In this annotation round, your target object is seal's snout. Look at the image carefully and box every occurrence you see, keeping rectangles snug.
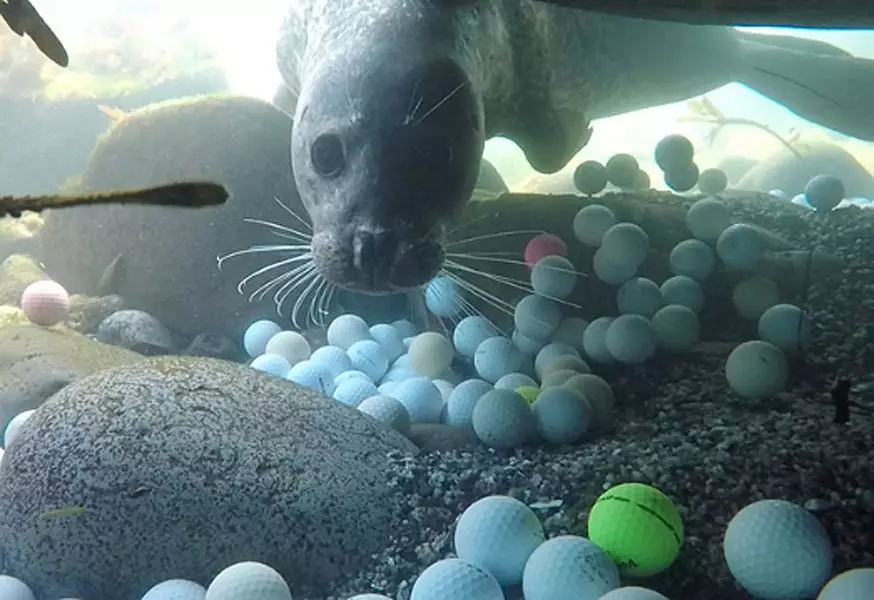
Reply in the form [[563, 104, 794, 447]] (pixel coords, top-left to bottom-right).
[[312, 225, 444, 294]]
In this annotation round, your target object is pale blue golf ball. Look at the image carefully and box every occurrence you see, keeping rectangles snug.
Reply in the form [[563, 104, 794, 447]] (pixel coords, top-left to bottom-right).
[[425, 275, 462, 318], [347, 340, 390, 382], [599, 587, 670, 600], [391, 319, 417, 338], [804, 174, 844, 212], [357, 395, 411, 434], [141, 579, 206, 600], [723, 499, 832, 600], [3, 410, 35, 448], [532, 386, 592, 444], [494, 372, 538, 390], [445, 378, 493, 428], [410, 558, 503, 600], [327, 313, 371, 349], [369, 323, 405, 361], [286, 360, 335, 395], [471, 388, 535, 448], [474, 336, 524, 383], [391, 376, 443, 423], [818, 568, 874, 600], [243, 319, 282, 357], [660, 275, 704, 313], [716, 223, 766, 271], [249, 353, 291, 378], [522, 535, 620, 600], [332, 378, 378, 408], [512, 328, 547, 356], [514, 294, 562, 340], [531, 255, 577, 300], [454, 495, 546, 587], [534, 342, 581, 380], [310, 345, 354, 377], [453, 315, 499, 359], [334, 370, 372, 385]]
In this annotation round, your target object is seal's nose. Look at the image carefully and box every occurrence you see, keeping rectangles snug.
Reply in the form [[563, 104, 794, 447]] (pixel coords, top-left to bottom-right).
[[350, 227, 443, 292], [352, 228, 396, 288]]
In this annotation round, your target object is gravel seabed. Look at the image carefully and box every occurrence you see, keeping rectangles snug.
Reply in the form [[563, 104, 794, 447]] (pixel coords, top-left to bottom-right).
[[314, 198, 874, 600]]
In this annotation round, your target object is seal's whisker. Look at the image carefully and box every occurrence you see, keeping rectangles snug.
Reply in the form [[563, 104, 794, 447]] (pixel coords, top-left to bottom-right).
[[286, 269, 324, 329], [248, 261, 315, 304], [311, 279, 336, 328], [444, 258, 582, 310], [448, 252, 588, 278], [242, 218, 312, 243], [217, 245, 311, 269], [447, 229, 546, 247], [273, 195, 313, 233], [269, 263, 320, 320], [235, 254, 313, 296], [403, 77, 424, 124], [413, 80, 466, 126], [446, 213, 493, 237], [440, 268, 515, 317]]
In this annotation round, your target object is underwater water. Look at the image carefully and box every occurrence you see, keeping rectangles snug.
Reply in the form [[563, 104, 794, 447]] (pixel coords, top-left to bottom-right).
[[0, 0, 873, 599]]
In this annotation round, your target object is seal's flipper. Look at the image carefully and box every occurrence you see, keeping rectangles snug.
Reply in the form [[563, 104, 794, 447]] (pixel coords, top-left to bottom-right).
[[737, 38, 874, 142]]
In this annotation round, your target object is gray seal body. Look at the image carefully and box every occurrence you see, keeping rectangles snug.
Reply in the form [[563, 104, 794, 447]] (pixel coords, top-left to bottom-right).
[[278, 0, 874, 293]]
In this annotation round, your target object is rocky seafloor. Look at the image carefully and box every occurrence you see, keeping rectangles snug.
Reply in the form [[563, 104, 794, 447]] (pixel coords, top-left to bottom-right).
[[1, 187, 873, 600], [317, 196, 874, 600]]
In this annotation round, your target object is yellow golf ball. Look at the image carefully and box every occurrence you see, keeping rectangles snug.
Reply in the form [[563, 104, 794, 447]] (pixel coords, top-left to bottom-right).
[[515, 386, 540, 406]]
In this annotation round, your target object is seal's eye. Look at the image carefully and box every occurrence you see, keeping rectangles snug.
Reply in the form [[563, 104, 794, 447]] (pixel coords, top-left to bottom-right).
[[310, 134, 345, 178]]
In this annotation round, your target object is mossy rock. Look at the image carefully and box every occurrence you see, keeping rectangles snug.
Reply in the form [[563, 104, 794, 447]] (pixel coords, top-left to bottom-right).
[[39, 94, 301, 339], [738, 141, 874, 198]]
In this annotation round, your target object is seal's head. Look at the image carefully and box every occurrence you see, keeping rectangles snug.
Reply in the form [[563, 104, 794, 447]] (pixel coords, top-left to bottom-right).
[[291, 14, 484, 294]]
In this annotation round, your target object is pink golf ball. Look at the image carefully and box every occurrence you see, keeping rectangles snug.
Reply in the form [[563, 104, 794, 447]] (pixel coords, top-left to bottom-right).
[[20, 280, 70, 327], [524, 234, 567, 269]]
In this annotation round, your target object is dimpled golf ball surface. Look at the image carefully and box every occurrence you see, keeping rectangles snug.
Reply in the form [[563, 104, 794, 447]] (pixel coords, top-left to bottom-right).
[[454, 315, 499, 358], [817, 568, 874, 600], [599, 587, 670, 600], [531, 255, 577, 299], [348, 595, 392, 600], [243, 319, 282, 357], [4, 409, 34, 447], [475, 336, 524, 383], [523, 535, 620, 600], [454, 495, 546, 586], [804, 174, 844, 212], [724, 499, 832, 600], [532, 386, 592, 444], [0, 575, 35, 600], [425, 275, 462, 317], [472, 388, 534, 448], [333, 378, 378, 407], [310, 345, 354, 377], [250, 353, 291, 378], [411, 558, 503, 600], [286, 360, 335, 395], [573, 160, 608, 195], [446, 378, 493, 427], [514, 294, 562, 340], [141, 579, 206, 600], [347, 339, 389, 381], [205, 562, 291, 600], [327, 313, 372, 349], [357, 395, 411, 433], [392, 377, 443, 423]]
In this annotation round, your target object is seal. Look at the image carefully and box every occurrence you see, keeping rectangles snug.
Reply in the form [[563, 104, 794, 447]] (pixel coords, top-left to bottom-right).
[[277, 0, 874, 294]]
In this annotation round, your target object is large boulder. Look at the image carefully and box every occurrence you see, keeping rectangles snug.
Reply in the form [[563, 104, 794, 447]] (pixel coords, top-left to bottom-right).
[[0, 324, 143, 433], [737, 140, 874, 198], [38, 94, 302, 340], [0, 356, 416, 599]]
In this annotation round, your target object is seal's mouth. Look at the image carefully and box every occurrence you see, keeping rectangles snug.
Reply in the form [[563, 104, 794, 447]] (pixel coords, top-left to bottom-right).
[[311, 225, 445, 294]]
